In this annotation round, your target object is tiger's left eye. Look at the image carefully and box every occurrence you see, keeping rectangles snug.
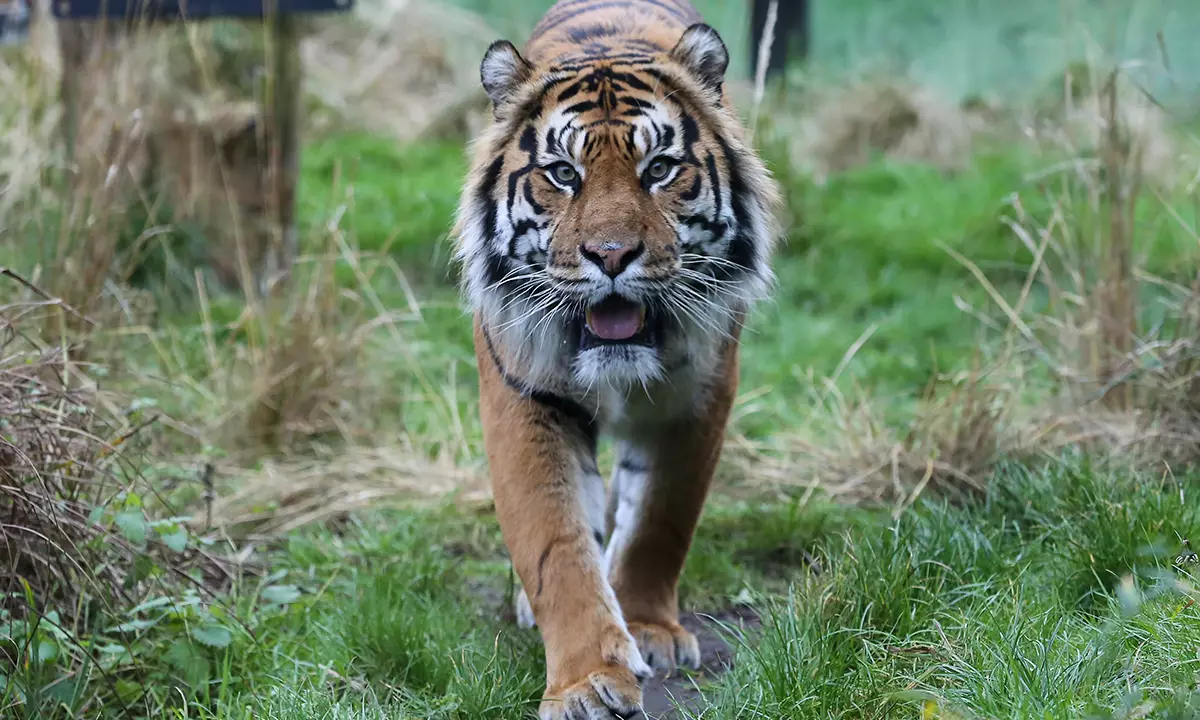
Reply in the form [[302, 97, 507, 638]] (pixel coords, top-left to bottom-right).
[[644, 158, 675, 183], [548, 162, 578, 186]]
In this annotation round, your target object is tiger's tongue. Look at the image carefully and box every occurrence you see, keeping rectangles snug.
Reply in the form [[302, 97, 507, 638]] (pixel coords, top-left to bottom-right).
[[586, 303, 645, 341]]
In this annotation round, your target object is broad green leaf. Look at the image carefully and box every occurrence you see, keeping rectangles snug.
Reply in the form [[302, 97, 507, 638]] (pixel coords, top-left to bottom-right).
[[114, 679, 144, 704], [98, 643, 130, 655], [190, 623, 232, 649], [114, 511, 147, 546], [36, 640, 58, 663], [128, 596, 174, 614], [162, 529, 188, 553], [109, 619, 157, 633], [166, 639, 211, 688], [260, 584, 301, 605]]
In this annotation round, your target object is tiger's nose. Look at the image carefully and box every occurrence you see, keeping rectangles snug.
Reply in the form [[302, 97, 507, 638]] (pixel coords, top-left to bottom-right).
[[580, 241, 644, 278]]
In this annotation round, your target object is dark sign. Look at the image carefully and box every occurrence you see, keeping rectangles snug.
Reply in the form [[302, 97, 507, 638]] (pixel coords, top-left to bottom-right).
[[0, 0, 29, 44], [52, 0, 352, 21]]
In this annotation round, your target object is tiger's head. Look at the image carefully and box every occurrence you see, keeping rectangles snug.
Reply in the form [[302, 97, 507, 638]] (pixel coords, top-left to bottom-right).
[[455, 24, 780, 392]]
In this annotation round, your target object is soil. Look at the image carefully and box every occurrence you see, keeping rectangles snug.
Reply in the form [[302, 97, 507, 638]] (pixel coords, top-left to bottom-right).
[[635, 606, 761, 719], [469, 577, 760, 719]]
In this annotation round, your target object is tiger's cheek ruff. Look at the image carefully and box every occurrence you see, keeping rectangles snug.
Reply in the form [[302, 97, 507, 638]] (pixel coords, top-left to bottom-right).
[[454, 104, 579, 388]]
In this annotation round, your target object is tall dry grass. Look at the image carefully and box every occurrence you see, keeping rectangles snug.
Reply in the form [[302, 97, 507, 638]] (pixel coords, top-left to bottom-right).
[[735, 55, 1198, 505], [0, 0, 496, 541]]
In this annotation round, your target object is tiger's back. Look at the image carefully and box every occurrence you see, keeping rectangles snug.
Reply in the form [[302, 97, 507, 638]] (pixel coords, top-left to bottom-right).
[[525, 0, 703, 66], [454, 2, 780, 718]]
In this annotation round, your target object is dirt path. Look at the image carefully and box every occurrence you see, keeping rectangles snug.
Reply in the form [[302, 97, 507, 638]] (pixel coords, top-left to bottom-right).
[[636, 607, 760, 719]]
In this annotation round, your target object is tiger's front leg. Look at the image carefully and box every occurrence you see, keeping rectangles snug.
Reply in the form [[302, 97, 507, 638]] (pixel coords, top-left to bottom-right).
[[474, 325, 651, 720], [604, 344, 740, 676]]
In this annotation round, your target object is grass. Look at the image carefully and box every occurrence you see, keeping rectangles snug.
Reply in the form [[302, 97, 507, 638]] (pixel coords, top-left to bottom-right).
[[702, 460, 1200, 719], [6, 124, 1199, 715], [8, 457, 1193, 718], [8, 124, 1200, 717]]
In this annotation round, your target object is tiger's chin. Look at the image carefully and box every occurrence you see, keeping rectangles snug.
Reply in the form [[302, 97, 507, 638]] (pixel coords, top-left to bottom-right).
[[572, 295, 666, 389], [573, 343, 665, 390]]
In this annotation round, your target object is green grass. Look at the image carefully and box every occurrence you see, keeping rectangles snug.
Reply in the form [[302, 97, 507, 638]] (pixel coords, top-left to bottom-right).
[[702, 460, 1200, 719], [9, 459, 1194, 719]]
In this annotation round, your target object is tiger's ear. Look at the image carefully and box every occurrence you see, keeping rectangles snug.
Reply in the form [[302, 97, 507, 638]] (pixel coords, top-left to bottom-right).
[[670, 23, 729, 96], [481, 40, 534, 114]]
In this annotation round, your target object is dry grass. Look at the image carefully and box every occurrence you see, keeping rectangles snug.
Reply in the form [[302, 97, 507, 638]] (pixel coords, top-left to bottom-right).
[[728, 357, 1017, 507], [0, 270, 216, 621], [737, 59, 1198, 504], [0, 1, 497, 539], [1, 0, 497, 319], [783, 75, 982, 182], [970, 61, 1200, 474], [207, 445, 487, 538], [221, 246, 371, 455], [1028, 59, 1188, 191], [301, 0, 495, 143]]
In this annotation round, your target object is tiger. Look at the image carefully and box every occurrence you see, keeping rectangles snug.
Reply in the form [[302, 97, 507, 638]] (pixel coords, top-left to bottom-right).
[[453, 1, 781, 717]]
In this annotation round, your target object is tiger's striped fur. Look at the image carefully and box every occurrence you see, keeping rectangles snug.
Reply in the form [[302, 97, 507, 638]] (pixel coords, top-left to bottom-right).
[[453, 2, 780, 717]]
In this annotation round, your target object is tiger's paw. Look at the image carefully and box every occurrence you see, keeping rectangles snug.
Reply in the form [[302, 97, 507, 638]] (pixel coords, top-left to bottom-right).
[[538, 664, 648, 720], [627, 620, 701, 676], [538, 625, 651, 720]]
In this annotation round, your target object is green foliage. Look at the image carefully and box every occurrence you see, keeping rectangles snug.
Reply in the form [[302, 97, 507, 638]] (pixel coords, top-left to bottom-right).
[[696, 460, 1200, 719], [300, 134, 468, 285]]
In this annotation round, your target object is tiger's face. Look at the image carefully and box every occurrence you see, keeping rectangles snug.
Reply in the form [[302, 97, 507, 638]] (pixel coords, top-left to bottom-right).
[[456, 25, 779, 391]]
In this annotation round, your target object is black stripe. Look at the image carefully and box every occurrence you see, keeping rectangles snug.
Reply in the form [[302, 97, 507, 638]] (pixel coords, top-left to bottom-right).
[[535, 536, 569, 598], [532, 0, 693, 43], [617, 95, 655, 110], [552, 54, 659, 72], [565, 99, 599, 115], [482, 325, 598, 447], [482, 249, 510, 290], [680, 114, 700, 162], [659, 125, 676, 153], [714, 133, 756, 272], [556, 79, 586, 102], [680, 172, 702, 201], [523, 179, 545, 215], [584, 118, 635, 128], [608, 70, 654, 92], [704, 151, 722, 215], [568, 23, 618, 44], [478, 156, 504, 240], [501, 76, 576, 148]]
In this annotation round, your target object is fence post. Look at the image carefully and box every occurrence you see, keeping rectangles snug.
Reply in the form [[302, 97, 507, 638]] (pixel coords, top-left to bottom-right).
[[262, 10, 300, 297], [749, 0, 809, 80]]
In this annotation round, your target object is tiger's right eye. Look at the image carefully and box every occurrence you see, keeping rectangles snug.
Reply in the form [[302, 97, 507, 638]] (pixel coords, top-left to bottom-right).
[[546, 162, 579, 187]]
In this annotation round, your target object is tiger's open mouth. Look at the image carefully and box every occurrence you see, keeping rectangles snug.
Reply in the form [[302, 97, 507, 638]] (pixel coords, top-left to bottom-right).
[[579, 295, 657, 350]]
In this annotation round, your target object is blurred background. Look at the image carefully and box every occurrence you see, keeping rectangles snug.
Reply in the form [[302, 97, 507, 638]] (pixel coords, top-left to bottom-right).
[[2, 0, 1200, 718]]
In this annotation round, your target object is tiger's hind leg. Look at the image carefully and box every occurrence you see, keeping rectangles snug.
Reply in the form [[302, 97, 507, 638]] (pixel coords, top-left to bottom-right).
[[604, 348, 739, 676]]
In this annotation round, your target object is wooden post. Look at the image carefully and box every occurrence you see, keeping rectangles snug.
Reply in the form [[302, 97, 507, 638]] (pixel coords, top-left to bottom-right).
[[750, 0, 809, 80], [262, 10, 300, 297], [50, 0, 351, 300]]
